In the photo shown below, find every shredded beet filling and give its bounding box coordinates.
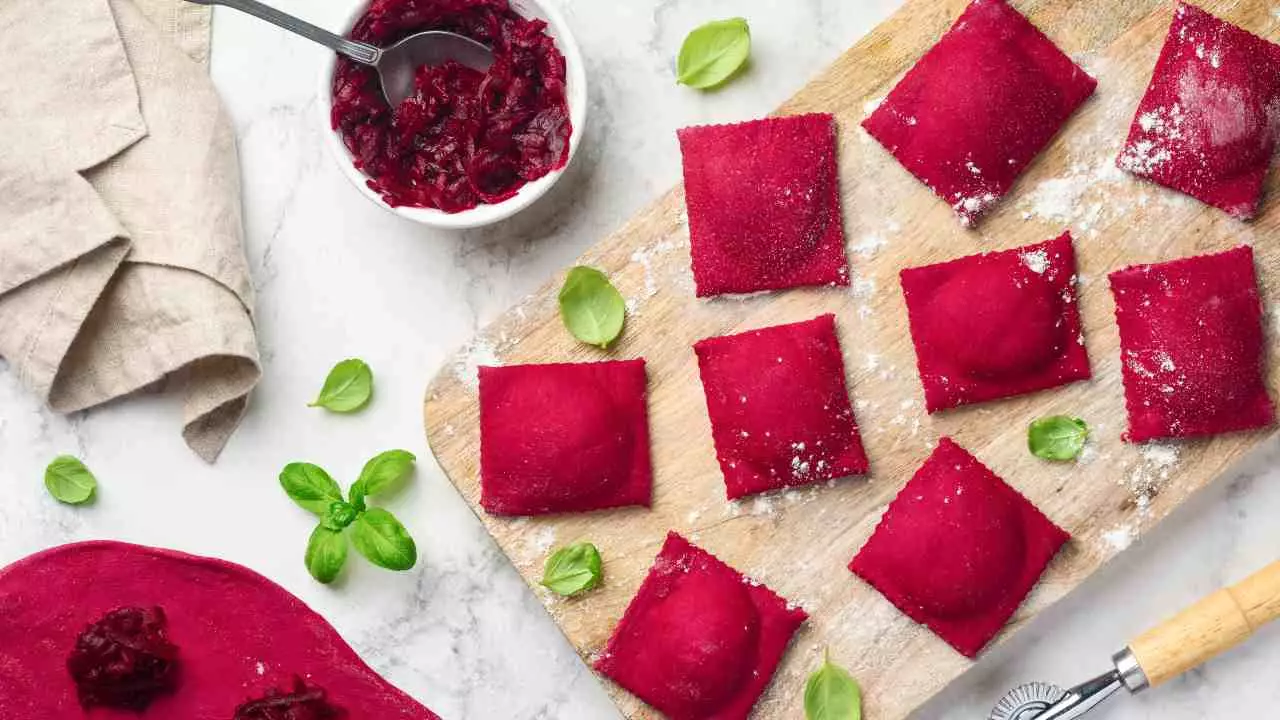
[67,606,180,711]
[235,677,346,720]
[331,0,571,212]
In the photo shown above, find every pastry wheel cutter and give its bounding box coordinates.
[990,558,1280,720]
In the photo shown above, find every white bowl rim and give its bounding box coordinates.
[317,0,588,230]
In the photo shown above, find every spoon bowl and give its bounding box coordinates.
[377,31,494,106]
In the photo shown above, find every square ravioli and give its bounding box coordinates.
[849,438,1069,657]
[694,314,869,499]
[478,360,652,516]
[862,0,1096,226]
[595,532,807,720]
[1117,3,1280,218]
[1109,246,1274,442]
[901,232,1091,412]
[678,113,850,297]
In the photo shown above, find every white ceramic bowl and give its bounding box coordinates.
[319,0,587,230]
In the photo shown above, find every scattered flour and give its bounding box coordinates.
[1102,524,1137,552]
[627,238,678,313]
[1020,249,1051,274]
[850,234,888,258]
[452,337,501,389]
[1018,158,1128,232]
[1119,442,1181,514]
[750,494,776,516]
[953,192,998,224]
[528,525,557,555]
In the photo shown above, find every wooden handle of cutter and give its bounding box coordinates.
[1128,559,1280,687]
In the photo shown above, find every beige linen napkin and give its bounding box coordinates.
[0,0,260,461]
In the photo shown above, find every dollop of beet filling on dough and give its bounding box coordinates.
[234,678,346,720]
[331,0,571,212]
[67,606,180,711]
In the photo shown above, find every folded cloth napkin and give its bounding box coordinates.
[0,0,259,461]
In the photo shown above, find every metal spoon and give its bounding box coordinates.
[186,0,494,106]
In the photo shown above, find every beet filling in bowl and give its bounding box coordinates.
[326,0,583,224]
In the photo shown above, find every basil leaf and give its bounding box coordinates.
[676,18,751,89]
[540,542,603,597]
[44,455,97,505]
[309,358,373,413]
[350,449,417,507]
[558,266,625,349]
[1028,415,1089,461]
[323,500,359,530]
[305,524,348,584]
[804,650,862,720]
[350,508,417,571]
[279,462,344,515]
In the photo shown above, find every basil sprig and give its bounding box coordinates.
[540,542,603,597]
[677,18,751,89]
[44,455,98,505]
[804,649,862,720]
[280,450,418,584]
[558,266,625,349]
[309,358,373,413]
[1028,415,1089,461]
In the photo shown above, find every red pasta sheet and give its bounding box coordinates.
[595,532,807,720]
[478,360,652,515]
[862,0,1096,226]
[1117,2,1280,219]
[693,314,868,499]
[1110,246,1274,442]
[849,438,1069,658]
[0,542,441,720]
[678,114,850,297]
[901,232,1091,412]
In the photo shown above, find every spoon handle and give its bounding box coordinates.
[187,0,381,65]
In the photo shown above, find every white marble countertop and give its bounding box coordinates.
[3,0,1280,717]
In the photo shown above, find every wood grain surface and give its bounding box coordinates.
[424,1,1280,717]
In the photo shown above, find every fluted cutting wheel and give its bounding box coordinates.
[989,682,1068,720]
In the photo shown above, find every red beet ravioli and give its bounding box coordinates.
[862,0,1096,226]
[678,113,849,297]
[1109,246,1274,442]
[693,314,868,499]
[595,532,807,720]
[901,232,1090,412]
[849,438,1069,657]
[1117,3,1280,219]
[479,360,652,515]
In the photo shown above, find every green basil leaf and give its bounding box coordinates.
[558,266,625,349]
[323,500,359,530]
[351,449,417,507]
[540,542,603,597]
[804,650,862,720]
[305,524,348,584]
[350,508,417,571]
[676,18,751,89]
[1028,415,1089,461]
[279,462,344,515]
[309,358,373,413]
[44,455,97,505]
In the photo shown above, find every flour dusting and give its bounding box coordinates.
[1021,249,1050,274]
[1102,524,1136,552]
[452,337,501,389]
[1119,442,1181,514]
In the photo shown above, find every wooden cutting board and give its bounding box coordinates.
[424,0,1280,717]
